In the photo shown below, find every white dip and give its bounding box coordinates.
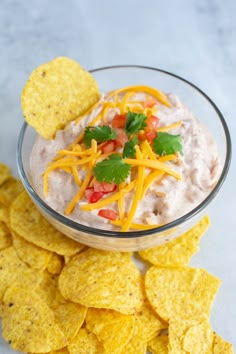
[30,93,221,231]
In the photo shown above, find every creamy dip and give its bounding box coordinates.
[30,92,220,231]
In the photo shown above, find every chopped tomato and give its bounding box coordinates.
[94,181,117,193]
[98,209,119,220]
[144,96,157,108]
[138,131,146,142]
[84,187,94,201]
[85,187,105,203]
[146,130,157,142]
[115,129,128,147]
[101,140,116,154]
[146,115,160,131]
[111,114,127,128]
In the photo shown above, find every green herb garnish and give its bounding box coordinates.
[153,132,183,155]
[122,136,139,158]
[94,154,131,184]
[125,111,147,136]
[84,126,118,147]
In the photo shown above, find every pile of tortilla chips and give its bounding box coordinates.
[0,163,233,353]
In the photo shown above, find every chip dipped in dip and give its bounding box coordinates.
[29,84,221,232]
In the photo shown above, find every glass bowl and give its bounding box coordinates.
[17,66,231,251]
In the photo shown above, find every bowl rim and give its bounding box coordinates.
[17,65,232,238]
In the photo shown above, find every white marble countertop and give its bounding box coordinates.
[0,0,235,351]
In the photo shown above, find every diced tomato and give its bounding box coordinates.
[143,97,157,108]
[94,180,117,193]
[111,114,127,128]
[84,187,94,202]
[146,130,157,142]
[98,209,119,220]
[101,140,116,154]
[146,115,160,131]
[138,131,146,142]
[84,187,105,203]
[115,129,128,147]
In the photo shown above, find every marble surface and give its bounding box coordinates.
[0,0,235,351]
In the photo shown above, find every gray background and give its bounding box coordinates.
[0,0,235,351]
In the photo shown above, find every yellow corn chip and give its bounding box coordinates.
[30,349,69,354]
[136,297,167,342]
[0,247,43,301]
[168,317,213,354]
[54,301,87,342]
[10,191,85,256]
[2,284,67,353]
[139,215,210,266]
[47,253,64,274]
[145,266,221,322]
[0,204,10,228]
[212,332,234,353]
[120,317,147,354]
[39,271,66,308]
[68,327,104,354]
[12,230,52,270]
[86,308,135,353]
[59,248,143,314]
[22,56,100,139]
[0,163,11,186]
[147,333,169,354]
[0,220,12,250]
[0,177,24,206]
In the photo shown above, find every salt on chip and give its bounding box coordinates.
[12,230,52,270]
[59,248,143,314]
[168,317,213,354]
[0,220,12,250]
[212,332,234,354]
[10,191,85,256]
[47,253,64,274]
[86,308,135,354]
[147,333,169,354]
[22,56,100,139]
[68,327,104,354]
[0,177,24,206]
[2,284,67,353]
[120,317,147,354]
[136,297,167,342]
[139,215,210,266]
[145,266,221,322]
[53,301,87,342]
[0,163,11,186]
[0,246,43,301]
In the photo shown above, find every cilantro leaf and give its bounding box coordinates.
[125,111,147,136]
[84,126,118,147]
[153,132,183,155]
[122,136,139,158]
[94,154,131,184]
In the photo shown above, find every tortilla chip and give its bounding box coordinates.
[39,272,66,308]
[0,247,43,301]
[212,332,234,353]
[147,333,169,354]
[0,177,24,206]
[139,215,210,266]
[53,301,87,342]
[10,191,85,256]
[136,297,167,342]
[68,327,104,354]
[59,248,143,314]
[168,317,213,354]
[145,266,221,322]
[0,220,12,250]
[120,317,147,354]
[86,308,134,353]
[12,231,52,270]
[0,163,11,186]
[0,204,10,228]
[47,253,64,275]
[2,284,67,353]
[22,57,100,139]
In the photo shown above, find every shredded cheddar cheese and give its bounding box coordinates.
[111,220,161,230]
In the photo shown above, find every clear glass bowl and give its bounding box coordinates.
[17,66,231,251]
